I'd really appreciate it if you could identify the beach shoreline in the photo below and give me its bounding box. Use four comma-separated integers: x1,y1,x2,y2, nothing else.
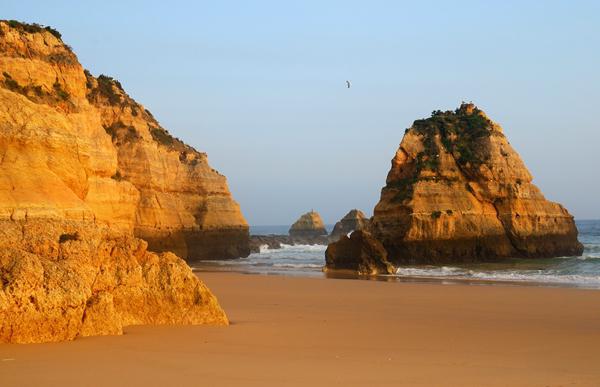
2,272,600,386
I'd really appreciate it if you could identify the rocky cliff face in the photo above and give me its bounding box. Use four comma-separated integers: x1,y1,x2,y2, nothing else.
329,209,370,241
289,210,328,239
0,20,249,261
369,103,582,264
0,20,240,342
0,219,228,344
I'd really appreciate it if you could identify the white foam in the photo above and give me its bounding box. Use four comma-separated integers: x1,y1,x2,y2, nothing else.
394,266,600,286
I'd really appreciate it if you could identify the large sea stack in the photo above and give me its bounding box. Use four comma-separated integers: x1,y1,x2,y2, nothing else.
0,21,233,342
327,103,583,268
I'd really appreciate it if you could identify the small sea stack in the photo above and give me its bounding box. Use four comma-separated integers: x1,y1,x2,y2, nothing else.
325,230,395,275
329,209,370,241
289,210,328,239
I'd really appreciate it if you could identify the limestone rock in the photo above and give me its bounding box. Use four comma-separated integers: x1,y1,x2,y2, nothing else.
329,209,370,241
0,20,249,261
289,211,328,239
0,219,228,344
370,103,583,264
325,230,395,275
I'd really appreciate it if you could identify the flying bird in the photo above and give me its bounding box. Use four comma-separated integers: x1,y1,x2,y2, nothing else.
346,80,351,88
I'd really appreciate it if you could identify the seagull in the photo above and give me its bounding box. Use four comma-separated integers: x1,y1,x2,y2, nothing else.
346,80,351,89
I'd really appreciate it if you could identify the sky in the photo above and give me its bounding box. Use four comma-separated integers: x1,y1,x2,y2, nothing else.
4,0,599,224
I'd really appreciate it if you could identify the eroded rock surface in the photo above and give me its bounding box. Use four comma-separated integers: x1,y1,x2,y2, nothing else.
0,20,249,261
370,103,583,264
289,211,327,239
325,230,395,275
0,21,233,343
329,209,370,242
0,220,228,344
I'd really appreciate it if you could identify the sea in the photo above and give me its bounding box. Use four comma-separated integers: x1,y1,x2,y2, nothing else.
192,220,600,288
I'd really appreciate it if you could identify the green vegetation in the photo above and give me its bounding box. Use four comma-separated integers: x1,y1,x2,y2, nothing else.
149,125,175,146
2,72,21,92
89,74,123,105
103,121,140,142
388,103,493,204
412,103,492,168
431,211,443,219
53,79,69,100
2,72,72,104
3,20,63,40
58,232,79,243
111,171,124,181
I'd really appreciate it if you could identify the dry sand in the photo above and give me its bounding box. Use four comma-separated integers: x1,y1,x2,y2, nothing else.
1,272,600,386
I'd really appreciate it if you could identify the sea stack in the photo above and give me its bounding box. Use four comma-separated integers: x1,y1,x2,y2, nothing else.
0,21,231,342
329,209,370,241
328,103,583,268
289,210,328,238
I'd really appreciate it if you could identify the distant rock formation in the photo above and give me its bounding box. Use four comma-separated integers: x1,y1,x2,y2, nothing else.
325,231,395,275
289,211,328,239
0,220,228,344
326,103,583,270
0,20,249,261
329,209,370,241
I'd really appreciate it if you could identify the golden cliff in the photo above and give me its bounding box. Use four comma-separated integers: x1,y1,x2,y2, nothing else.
327,103,582,269
0,219,228,344
0,21,236,342
0,20,249,261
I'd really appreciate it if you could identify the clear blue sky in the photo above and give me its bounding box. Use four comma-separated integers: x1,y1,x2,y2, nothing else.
5,0,599,224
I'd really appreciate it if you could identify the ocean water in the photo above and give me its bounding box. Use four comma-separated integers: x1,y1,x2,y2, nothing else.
193,220,600,288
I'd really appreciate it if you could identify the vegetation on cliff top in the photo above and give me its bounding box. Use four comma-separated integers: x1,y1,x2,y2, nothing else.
389,103,494,204
1,71,71,105
0,20,63,40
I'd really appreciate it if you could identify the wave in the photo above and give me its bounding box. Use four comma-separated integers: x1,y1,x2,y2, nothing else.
273,263,323,269
394,266,600,286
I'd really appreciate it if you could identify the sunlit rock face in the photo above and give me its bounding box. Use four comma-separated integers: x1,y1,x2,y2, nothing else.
371,103,583,264
289,211,328,239
0,20,250,261
0,20,241,343
0,219,228,344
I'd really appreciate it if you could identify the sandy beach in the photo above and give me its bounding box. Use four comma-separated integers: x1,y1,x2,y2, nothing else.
1,273,599,386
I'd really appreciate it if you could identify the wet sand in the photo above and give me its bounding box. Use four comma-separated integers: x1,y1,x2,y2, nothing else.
1,272,600,386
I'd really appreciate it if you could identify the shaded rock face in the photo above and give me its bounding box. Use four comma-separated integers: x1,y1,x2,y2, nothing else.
0,219,228,344
371,103,583,264
329,209,370,241
0,20,249,261
289,211,328,239
325,231,395,275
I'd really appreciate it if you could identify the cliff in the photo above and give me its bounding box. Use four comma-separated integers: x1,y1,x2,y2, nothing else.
329,209,370,241
0,20,249,261
0,20,237,342
289,210,328,239
0,219,228,344
368,103,582,264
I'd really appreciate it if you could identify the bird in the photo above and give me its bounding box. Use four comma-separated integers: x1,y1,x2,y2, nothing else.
346,80,351,89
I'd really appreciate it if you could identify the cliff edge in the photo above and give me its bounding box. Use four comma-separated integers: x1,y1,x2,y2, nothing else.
0,20,249,261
